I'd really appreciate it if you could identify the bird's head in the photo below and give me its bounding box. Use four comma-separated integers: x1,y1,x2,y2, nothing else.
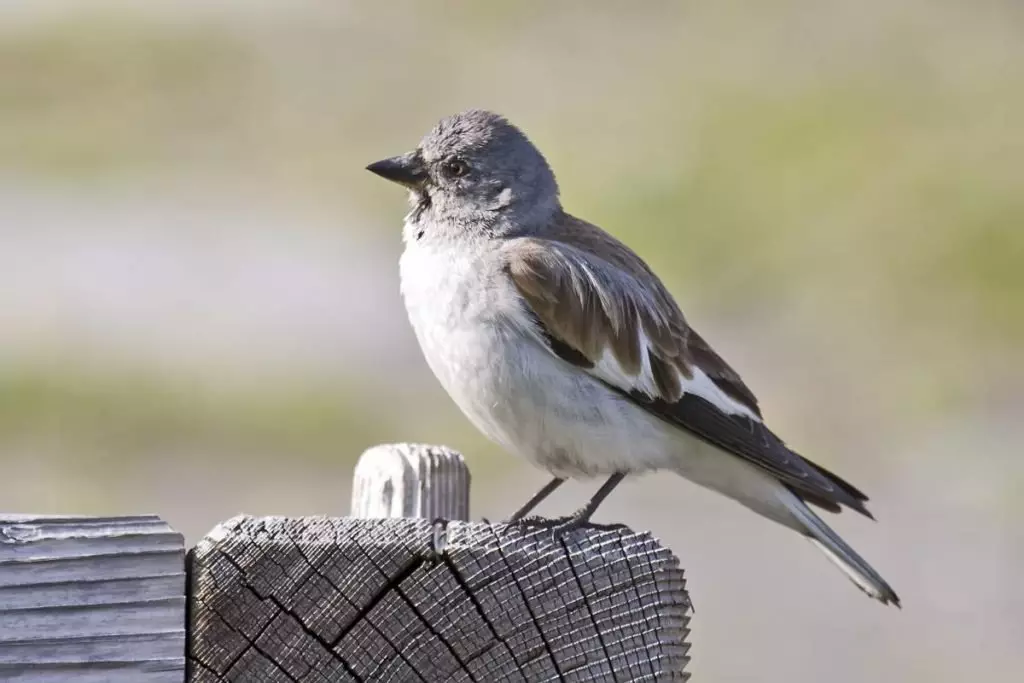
367,110,560,232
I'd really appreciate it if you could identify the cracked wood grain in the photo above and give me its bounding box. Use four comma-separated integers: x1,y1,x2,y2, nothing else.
0,514,186,682
187,516,691,682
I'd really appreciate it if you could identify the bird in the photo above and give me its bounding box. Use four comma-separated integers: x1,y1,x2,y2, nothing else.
367,109,899,606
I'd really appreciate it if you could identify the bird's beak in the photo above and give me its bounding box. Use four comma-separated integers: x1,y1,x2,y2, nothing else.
366,152,426,189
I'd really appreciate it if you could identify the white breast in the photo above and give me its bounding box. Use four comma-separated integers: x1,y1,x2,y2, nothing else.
398,235,685,479
399,237,514,406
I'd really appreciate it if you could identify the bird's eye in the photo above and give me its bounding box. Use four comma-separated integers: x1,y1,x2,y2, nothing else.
442,159,469,178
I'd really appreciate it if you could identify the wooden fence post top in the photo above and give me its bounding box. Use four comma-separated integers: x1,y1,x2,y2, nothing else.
351,443,470,521
188,515,691,682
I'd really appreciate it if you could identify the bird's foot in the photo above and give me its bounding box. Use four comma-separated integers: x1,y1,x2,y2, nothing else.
491,512,630,540
500,514,574,528
550,514,588,539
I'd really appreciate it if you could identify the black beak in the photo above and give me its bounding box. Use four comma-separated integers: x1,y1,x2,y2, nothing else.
366,152,426,188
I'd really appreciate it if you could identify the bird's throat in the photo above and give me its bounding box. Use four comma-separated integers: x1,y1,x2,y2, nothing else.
408,189,431,227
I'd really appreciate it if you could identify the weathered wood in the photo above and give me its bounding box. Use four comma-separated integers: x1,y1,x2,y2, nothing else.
0,514,186,682
188,515,691,682
351,443,470,521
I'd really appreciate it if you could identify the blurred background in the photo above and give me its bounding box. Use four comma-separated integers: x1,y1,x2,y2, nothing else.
1,0,1021,679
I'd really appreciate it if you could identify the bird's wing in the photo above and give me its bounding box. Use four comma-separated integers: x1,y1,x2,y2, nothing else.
503,221,870,516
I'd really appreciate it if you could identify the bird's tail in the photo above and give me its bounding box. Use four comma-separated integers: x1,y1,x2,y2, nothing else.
784,493,901,607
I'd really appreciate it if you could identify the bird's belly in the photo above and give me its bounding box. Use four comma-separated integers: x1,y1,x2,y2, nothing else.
401,240,684,479
420,322,681,479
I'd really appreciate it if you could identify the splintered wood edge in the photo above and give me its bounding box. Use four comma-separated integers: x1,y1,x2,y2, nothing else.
188,516,691,681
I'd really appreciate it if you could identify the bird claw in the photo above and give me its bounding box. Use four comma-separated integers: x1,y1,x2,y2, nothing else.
498,510,630,540
501,508,604,539
501,514,573,528
550,516,587,539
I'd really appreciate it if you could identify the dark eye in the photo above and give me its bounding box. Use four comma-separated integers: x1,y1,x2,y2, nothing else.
442,158,469,178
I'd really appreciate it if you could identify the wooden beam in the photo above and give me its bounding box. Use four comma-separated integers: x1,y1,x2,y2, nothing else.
0,514,186,682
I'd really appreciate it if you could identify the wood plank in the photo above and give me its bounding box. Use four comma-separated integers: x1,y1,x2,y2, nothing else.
0,514,186,683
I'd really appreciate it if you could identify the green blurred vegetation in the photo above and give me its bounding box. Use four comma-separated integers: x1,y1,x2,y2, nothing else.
0,0,1021,457
0,360,391,464
0,12,254,179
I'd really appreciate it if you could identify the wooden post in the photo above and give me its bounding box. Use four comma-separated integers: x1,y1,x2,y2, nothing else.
0,514,186,682
351,443,470,520
187,444,692,681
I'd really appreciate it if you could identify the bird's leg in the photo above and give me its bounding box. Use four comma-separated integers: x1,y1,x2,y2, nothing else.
506,477,565,522
553,472,626,536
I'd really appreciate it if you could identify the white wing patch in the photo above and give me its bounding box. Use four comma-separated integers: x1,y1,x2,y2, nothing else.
590,329,659,398
589,329,762,422
684,366,761,421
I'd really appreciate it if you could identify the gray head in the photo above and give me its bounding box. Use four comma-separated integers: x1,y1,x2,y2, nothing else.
367,110,560,234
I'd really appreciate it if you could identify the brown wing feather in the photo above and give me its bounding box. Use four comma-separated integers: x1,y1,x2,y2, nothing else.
504,211,873,517
506,231,691,383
